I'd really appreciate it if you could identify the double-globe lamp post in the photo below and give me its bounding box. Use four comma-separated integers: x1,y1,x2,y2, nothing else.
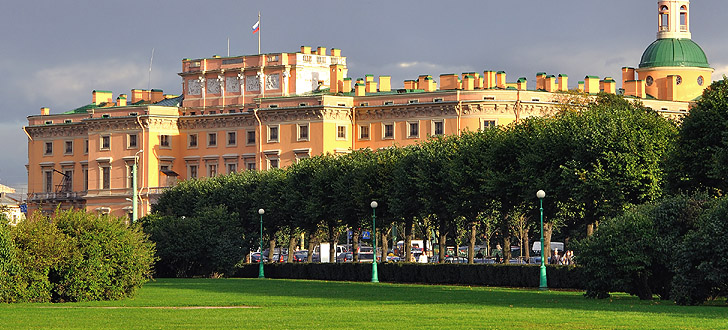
536,190,547,290
258,208,265,279
370,201,379,283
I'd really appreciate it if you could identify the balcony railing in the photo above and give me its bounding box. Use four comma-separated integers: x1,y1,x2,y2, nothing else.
28,191,85,202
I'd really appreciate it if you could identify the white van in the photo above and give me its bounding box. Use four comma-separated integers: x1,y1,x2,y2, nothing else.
531,241,564,253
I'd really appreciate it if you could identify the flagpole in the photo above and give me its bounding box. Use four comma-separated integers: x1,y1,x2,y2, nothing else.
258,11,261,54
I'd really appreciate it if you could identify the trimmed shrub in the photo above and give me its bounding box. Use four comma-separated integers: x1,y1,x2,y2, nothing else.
52,209,156,302
234,263,584,289
0,223,22,302
142,205,245,277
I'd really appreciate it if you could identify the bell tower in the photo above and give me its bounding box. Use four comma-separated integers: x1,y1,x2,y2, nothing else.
657,1,691,39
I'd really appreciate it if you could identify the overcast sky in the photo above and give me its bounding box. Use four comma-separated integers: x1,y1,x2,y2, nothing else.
2,0,726,191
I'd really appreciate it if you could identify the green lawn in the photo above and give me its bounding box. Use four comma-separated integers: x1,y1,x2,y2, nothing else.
0,278,725,329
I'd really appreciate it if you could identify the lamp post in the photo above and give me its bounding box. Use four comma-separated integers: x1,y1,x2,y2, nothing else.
536,190,547,290
258,208,265,279
370,201,379,283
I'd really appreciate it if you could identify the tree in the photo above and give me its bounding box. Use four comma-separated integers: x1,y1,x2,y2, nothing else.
668,77,728,194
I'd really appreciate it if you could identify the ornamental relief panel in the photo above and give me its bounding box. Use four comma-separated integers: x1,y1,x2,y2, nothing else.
86,119,147,132
26,125,88,139
357,104,457,121
178,116,256,129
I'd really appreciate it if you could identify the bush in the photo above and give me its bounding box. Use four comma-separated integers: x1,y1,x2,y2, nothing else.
234,263,585,289
52,209,156,302
141,205,245,277
0,210,155,303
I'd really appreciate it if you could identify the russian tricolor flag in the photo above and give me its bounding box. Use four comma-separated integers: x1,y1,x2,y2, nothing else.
252,21,260,34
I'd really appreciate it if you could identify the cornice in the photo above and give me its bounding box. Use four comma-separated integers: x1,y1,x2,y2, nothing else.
356,103,457,121
25,124,87,139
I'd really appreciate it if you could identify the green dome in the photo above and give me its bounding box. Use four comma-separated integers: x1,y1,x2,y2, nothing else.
639,38,710,68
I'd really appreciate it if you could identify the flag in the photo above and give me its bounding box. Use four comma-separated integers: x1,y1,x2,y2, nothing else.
252,21,260,34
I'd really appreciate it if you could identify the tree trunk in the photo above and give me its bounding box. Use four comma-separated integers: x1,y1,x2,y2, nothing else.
353,227,360,262
468,221,476,264
586,221,595,236
307,232,316,262
524,228,530,260
500,216,511,263
380,231,389,262
438,228,447,263
268,238,276,263
329,229,340,263
405,219,414,262
287,233,297,263
544,222,553,263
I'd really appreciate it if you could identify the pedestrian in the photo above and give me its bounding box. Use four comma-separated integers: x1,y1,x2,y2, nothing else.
494,244,503,263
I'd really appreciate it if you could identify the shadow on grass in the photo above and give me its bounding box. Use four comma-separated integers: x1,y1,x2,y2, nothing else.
148,277,726,320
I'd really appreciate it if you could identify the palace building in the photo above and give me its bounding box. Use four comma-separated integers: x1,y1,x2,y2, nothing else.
24,0,712,218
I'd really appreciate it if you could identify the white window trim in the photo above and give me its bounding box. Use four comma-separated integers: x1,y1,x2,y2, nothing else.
407,121,420,139
160,134,172,149
481,119,497,130
297,123,310,142
382,122,395,140
100,135,111,151
336,125,348,141
359,124,371,141
431,119,445,136
127,134,138,150
267,125,280,143
99,164,112,190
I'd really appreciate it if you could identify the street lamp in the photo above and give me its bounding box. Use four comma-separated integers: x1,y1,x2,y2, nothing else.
370,201,379,283
258,208,265,279
536,190,547,290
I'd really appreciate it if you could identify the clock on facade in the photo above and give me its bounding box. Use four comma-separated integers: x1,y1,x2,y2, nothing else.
675,75,682,85
698,76,704,86
646,76,654,86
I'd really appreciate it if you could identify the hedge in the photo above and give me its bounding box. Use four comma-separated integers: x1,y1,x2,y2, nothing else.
234,263,585,289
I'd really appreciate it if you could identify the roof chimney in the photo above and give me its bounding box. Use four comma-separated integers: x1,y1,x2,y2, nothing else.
41,107,50,115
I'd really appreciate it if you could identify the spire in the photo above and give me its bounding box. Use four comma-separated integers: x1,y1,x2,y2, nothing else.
657,1,691,39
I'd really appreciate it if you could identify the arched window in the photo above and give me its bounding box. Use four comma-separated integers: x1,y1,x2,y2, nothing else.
680,5,688,31
659,5,669,31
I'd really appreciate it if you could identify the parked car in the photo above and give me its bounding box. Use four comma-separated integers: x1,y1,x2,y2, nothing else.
251,252,264,263
293,250,308,262
358,252,374,262
337,252,353,263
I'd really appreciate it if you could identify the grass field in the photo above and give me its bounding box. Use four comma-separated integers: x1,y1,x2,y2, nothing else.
0,278,725,329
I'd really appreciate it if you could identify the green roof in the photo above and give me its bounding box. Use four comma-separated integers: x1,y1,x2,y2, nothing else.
639,38,710,68
62,104,95,114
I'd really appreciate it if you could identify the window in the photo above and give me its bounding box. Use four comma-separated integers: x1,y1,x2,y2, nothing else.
269,158,279,169
228,109,236,114
384,101,394,105
484,96,495,100
208,133,217,146
298,124,309,141
246,161,256,171
247,130,256,144
337,125,347,140
268,126,279,143
188,134,198,148
188,165,198,179
359,102,369,106
531,98,540,102
408,122,419,138
646,76,654,86
408,99,419,104
127,166,134,188
101,166,111,189
63,170,73,191
299,103,308,107
64,119,72,123
84,139,89,154
160,135,170,148
128,134,138,148
101,114,110,118
383,123,394,139
208,163,217,177
660,5,669,31
83,167,88,191
359,125,370,140
433,120,444,136
65,141,73,154
227,163,237,174
680,5,687,31
45,120,53,125
45,142,53,155
44,171,53,192
482,120,496,130
101,136,110,150
129,112,138,116
269,104,278,108
227,131,237,146
433,98,444,102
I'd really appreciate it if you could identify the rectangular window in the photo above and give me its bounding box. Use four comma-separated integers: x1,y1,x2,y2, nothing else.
298,124,309,141
359,102,369,106
128,134,138,148
189,165,198,179
433,120,444,136
101,166,110,189
63,170,73,191
44,142,53,155
359,125,370,140
433,98,444,102
337,125,347,140
269,158,279,169
127,166,134,188
64,141,73,154
83,168,88,191
408,122,419,138
208,133,217,147
84,139,89,154
101,136,110,150
482,120,496,130
188,134,198,148
160,135,170,148
484,96,495,100
383,123,394,139
384,101,394,105
227,132,237,146
44,171,53,192
227,163,237,174
408,99,419,104
268,126,279,143
208,164,217,177
247,130,256,145
246,161,256,171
